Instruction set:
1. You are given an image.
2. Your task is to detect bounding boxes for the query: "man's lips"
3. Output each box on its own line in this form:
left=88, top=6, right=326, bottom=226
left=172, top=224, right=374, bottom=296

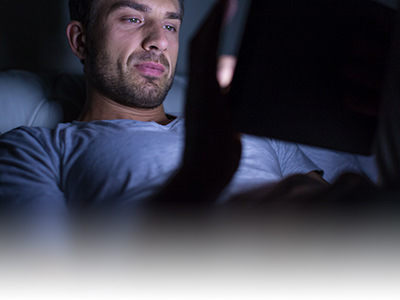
left=135, top=62, right=166, bottom=78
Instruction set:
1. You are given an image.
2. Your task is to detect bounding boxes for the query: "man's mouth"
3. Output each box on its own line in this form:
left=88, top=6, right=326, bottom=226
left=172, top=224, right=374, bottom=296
left=134, top=62, right=166, bottom=78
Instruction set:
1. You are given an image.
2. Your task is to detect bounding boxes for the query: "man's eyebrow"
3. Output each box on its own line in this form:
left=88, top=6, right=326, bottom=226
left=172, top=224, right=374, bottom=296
left=108, top=0, right=183, bottom=21
left=165, top=11, right=183, bottom=21
left=108, top=0, right=151, bottom=15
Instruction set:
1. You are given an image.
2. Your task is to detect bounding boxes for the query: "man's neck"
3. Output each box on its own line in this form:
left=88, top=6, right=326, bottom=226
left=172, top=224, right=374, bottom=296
left=79, top=87, right=173, bottom=125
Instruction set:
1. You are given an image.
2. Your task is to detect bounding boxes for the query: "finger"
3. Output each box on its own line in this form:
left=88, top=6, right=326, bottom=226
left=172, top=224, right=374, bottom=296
left=217, top=55, right=237, bottom=89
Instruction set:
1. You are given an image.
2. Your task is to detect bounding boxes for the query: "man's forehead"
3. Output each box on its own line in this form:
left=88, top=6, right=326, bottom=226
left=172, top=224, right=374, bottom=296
left=99, top=0, right=181, bottom=15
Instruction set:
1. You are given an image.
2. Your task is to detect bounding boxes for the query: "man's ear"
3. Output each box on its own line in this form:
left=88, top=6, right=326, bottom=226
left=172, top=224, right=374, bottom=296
left=66, top=21, right=87, bottom=61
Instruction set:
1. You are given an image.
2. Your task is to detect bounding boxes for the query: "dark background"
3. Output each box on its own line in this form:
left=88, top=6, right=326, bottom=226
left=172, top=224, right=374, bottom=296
left=230, top=0, right=397, bottom=154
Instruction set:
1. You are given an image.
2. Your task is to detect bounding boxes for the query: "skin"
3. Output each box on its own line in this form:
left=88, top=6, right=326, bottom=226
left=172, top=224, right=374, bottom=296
left=217, top=55, right=237, bottom=88
left=66, top=0, right=182, bottom=125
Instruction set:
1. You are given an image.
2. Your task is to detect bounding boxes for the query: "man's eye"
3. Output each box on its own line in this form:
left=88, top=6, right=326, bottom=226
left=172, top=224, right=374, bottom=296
left=127, top=17, right=142, bottom=24
left=164, top=25, right=176, bottom=32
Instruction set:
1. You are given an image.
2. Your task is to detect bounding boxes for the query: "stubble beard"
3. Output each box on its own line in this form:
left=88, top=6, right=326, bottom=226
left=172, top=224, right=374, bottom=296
left=85, top=43, right=175, bottom=109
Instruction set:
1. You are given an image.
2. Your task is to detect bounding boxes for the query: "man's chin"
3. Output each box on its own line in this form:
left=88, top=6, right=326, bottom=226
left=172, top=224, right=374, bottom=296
left=135, top=73, right=169, bottom=85
left=130, top=77, right=172, bottom=99
left=122, top=87, right=168, bottom=109
left=109, top=73, right=174, bottom=108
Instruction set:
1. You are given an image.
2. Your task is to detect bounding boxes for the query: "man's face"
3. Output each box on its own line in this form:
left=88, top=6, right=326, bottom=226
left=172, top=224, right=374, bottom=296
left=85, top=0, right=182, bottom=109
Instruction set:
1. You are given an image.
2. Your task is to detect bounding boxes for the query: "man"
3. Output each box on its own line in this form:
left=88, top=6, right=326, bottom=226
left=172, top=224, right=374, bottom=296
left=0, top=0, right=321, bottom=221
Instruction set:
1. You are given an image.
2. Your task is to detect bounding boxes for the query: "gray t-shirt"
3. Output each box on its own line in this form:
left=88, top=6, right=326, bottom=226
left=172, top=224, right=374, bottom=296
left=0, top=118, right=317, bottom=211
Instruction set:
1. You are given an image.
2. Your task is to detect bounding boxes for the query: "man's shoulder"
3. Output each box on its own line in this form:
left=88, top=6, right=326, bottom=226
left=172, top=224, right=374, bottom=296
left=0, top=123, right=78, bottom=157
left=0, top=123, right=71, bottom=142
left=1, top=126, right=50, bottom=142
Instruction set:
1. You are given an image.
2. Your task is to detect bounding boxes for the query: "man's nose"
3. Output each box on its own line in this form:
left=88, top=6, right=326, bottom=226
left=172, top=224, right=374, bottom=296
left=142, top=23, right=169, bottom=53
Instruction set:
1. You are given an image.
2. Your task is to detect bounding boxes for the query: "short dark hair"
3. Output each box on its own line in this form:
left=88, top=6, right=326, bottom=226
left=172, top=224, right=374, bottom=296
left=69, top=0, right=184, bottom=28
left=69, top=0, right=95, bottom=27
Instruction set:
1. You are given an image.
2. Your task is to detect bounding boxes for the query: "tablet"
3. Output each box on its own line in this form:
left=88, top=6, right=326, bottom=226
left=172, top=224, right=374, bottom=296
left=229, top=0, right=397, bottom=155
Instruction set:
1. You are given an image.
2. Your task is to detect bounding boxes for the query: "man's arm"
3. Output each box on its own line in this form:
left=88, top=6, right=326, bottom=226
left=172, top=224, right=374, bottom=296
left=0, top=128, right=68, bottom=236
